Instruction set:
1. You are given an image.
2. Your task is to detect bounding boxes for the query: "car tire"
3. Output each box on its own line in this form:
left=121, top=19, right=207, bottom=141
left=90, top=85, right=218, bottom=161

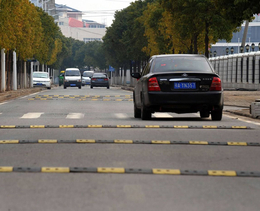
left=64, top=86, right=66, bottom=89
left=211, top=109, right=223, bottom=121
left=78, top=86, right=81, bottom=89
left=200, top=110, right=210, bottom=118
left=141, top=97, right=151, bottom=120
left=107, top=86, right=110, bottom=89
left=134, top=103, right=141, bottom=118
left=90, top=86, right=93, bottom=89
left=47, top=87, right=51, bottom=90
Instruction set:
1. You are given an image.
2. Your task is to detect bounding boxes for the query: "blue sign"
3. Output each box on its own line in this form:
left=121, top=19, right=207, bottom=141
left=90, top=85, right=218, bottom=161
left=109, top=66, right=115, bottom=72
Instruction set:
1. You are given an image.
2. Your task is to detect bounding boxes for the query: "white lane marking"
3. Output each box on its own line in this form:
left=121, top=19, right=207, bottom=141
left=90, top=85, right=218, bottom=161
left=20, top=112, right=44, bottom=119
left=224, top=113, right=260, bottom=126
left=0, top=113, right=2, bottom=115
left=66, top=113, right=85, bottom=119
left=19, top=91, right=43, bottom=99
left=115, top=113, right=128, bottom=119
left=152, top=113, right=173, bottom=118
left=0, top=102, right=8, bottom=106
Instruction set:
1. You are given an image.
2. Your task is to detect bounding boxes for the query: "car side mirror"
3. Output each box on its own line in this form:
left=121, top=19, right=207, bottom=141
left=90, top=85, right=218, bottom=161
left=131, top=72, right=141, bottom=79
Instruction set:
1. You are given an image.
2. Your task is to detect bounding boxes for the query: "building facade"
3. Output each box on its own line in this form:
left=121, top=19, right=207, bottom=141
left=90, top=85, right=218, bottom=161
left=30, top=1, right=106, bottom=43
left=211, top=14, right=260, bottom=56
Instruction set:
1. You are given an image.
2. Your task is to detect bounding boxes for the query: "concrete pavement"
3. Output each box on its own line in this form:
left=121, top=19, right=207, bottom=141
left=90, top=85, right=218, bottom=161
left=0, top=86, right=260, bottom=119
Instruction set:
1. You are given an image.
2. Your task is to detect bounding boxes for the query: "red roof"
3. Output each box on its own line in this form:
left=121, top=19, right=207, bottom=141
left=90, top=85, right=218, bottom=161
left=69, top=18, right=83, bottom=27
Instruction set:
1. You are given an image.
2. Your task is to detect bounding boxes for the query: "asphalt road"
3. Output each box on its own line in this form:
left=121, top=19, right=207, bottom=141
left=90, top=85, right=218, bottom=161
left=0, top=86, right=260, bottom=211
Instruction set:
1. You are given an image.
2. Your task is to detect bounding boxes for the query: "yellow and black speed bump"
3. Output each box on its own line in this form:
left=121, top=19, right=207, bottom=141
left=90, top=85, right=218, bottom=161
left=1, top=139, right=260, bottom=147
left=29, top=95, right=133, bottom=101
left=1, top=166, right=260, bottom=177
left=0, top=125, right=252, bottom=129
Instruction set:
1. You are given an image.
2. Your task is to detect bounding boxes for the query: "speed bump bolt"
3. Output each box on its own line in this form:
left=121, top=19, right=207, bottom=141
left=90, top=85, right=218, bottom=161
left=125, top=168, right=152, bottom=174
left=181, top=170, right=208, bottom=176
left=13, top=167, right=41, bottom=172
left=70, top=167, right=97, bottom=173
left=236, top=171, right=260, bottom=177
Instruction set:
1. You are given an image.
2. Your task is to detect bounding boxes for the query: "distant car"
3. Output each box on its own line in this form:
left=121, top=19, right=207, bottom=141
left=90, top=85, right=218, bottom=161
left=64, top=68, right=82, bottom=89
left=90, top=73, right=109, bottom=89
left=131, top=54, right=223, bottom=121
left=33, top=72, right=51, bottom=89
left=82, top=71, right=94, bottom=86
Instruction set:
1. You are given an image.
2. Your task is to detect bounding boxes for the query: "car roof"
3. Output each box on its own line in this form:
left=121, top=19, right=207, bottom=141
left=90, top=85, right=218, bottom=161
left=152, top=54, right=206, bottom=59
left=65, top=68, right=80, bottom=71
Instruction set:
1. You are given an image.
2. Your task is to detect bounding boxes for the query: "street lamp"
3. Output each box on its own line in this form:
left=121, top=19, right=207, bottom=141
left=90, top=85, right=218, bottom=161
left=240, top=46, right=244, bottom=53
left=226, top=48, right=229, bottom=55
left=251, top=43, right=255, bottom=52
left=213, top=51, right=217, bottom=57
left=230, top=47, right=234, bottom=54
left=246, top=44, right=250, bottom=52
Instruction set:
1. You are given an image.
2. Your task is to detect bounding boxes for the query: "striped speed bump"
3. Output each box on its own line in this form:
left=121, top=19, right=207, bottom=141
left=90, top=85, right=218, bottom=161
left=0, top=166, right=260, bottom=177
left=29, top=95, right=133, bottom=100
left=0, top=125, right=251, bottom=129
left=0, top=139, right=259, bottom=146
left=28, top=98, right=133, bottom=101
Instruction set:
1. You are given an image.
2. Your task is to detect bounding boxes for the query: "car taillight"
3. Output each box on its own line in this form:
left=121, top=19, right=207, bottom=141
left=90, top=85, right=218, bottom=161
left=104, top=78, right=108, bottom=81
left=92, top=78, right=96, bottom=81
left=148, top=77, right=161, bottom=91
left=210, top=77, right=222, bottom=91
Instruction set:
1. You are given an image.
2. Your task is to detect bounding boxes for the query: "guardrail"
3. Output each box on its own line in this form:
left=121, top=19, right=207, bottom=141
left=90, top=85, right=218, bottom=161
left=209, top=51, right=260, bottom=90
left=111, top=52, right=260, bottom=90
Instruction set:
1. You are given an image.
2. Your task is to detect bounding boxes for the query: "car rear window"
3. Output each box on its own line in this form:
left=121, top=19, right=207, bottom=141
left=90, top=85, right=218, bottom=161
left=65, top=70, right=80, bottom=76
left=93, top=73, right=107, bottom=78
left=33, top=72, right=48, bottom=78
left=83, top=72, right=94, bottom=77
left=152, top=56, right=213, bottom=73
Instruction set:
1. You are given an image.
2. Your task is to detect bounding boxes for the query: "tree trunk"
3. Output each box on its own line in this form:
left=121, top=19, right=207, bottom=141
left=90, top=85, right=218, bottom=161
left=193, top=34, right=198, bottom=54
left=204, top=21, right=209, bottom=58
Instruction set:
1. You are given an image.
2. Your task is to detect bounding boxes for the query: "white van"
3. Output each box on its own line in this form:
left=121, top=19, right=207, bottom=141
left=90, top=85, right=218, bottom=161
left=64, top=68, right=82, bottom=89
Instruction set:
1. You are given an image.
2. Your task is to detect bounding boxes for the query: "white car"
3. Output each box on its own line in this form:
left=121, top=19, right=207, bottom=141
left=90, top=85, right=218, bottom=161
left=82, top=71, right=94, bottom=86
left=33, top=72, right=51, bottom=89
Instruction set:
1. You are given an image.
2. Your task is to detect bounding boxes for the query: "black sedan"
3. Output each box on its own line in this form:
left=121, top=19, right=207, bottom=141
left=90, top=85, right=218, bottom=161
left=131, top=54, right=223, bottom=121
left=90, top=73, right=109, bottom=89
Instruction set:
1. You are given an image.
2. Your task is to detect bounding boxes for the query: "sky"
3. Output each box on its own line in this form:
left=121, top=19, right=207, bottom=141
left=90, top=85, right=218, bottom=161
left=55, top=0, right=134, bottom=26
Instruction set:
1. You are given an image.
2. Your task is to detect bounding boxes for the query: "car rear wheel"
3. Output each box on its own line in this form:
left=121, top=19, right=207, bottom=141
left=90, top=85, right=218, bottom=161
left=78, top=86, right=81, bottom=89
left=90, top=86, right=93, bottom=89
left=107, top=86, right=110, bottom=89
left=200, top=110, right=210, bottom=118
left=211, top=109, right=222, bottom=121
left=141, top=101, right=151, bottom=120
left=64, top=86, right=66, bottom=89
left=134, top=103, right=141, bottom=118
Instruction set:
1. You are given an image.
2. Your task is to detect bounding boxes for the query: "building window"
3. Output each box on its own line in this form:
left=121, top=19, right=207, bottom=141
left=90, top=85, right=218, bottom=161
left=83, top=38, right=102, bottom=43
left=59, top=22, right=64, bottom=26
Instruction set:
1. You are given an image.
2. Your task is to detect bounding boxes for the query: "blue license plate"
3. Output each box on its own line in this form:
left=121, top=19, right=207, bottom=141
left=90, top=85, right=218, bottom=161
left=174, top=82, right=196, bottom=89
left=97, top=79, right=103, bottom=81
left=36, top=83, right=43, bottom=85
left=70, top=84, right=76, bottom=86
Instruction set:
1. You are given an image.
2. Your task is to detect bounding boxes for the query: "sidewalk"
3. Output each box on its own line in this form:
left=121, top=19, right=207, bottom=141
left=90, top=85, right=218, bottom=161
left=0, top=86, right=259, bottom=119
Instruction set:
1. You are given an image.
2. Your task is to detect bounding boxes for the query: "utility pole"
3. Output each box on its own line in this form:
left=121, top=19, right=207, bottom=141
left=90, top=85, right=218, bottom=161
left=241, top=20, right=249, bottom=52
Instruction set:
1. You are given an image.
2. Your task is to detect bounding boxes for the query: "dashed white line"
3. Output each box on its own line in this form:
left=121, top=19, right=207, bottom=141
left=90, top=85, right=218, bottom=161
left=0, top=102, right=7, bottom=106
left=20, top=112, right=44, bottom=119
left=115, top=113, right=128, bottom=119
left=66, top=113, right=85, bottom=119
left=152, top=113, right=173, bottom=118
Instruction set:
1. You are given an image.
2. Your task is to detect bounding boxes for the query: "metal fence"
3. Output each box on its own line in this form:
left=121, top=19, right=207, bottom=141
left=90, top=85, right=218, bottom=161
left=209, top=51, right=260, bottom=90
